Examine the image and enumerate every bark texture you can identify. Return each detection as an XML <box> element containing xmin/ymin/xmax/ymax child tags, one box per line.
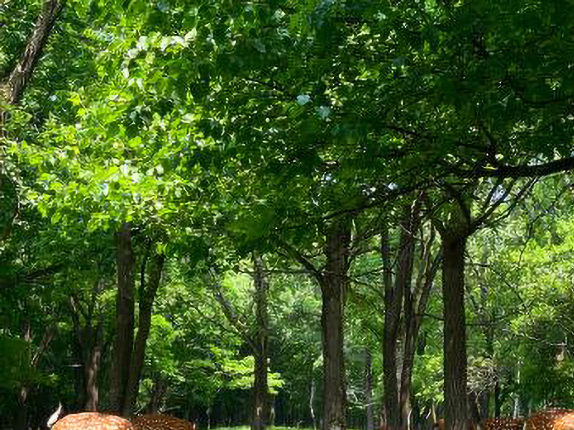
<box><xmin>320</xmin><ymin>218</ymin><xmax>351</xmax><ymax>430</ymax></box>
<box><xmin>365</xmin><ymin>349</ymin><xmax>374</xmax><ymax>430</ymax></box>
<box><xmin>251</xmin><ymin>255</ymin><xmax>270</xmax><ymax>430</ymax></box>
<box><xmin>147</xmin><ymin>373</ymin><xmax>167</xmax><ymax>414</ymax></box>
<box><xmin>110</xmin><ymin>222</ymin><xmax>135</xmax><ymax>415</ymax></box>
<box><xmin>378</xmin><ymin>195</ymin><xmax>441</xmax><ymax>430</ymax></box>
<box><xmin>381</xmin><ymin>222</ymin><xmax>400</xmax><ymax>430</ymax></box>
<box><xmin>85</xmin><ymin>311</ymin><xmax>104</xmax><ymax>412</ymax></box>
<box><xmin>400</xmin><ymin>231</ymin><xmax>440</xmax><ymax>430</ymax></box>
<box><xmin>441</xmin><ymin>232</ymin><xmax>469</xmax><ymax>430</ymax></box>
<box><xmin>70</xmin><ymin>280</ymin><xmax>105</xmax><ymax>411</ymax></box>
<box><xmin>125</xmin><ymin>252</ymin><xmax>166</xmax><ymax>415</ymax></box>
<box><xmin>382</xmin><ymin>203</ymin><xmax>421</xmax><ymax>430</ymax></box>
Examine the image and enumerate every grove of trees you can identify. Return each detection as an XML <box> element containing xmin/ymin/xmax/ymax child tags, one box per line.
<box><xmin>2</xmin><ymin>2</ymin><xmax>574</xmax><ymax>430</ymax></box>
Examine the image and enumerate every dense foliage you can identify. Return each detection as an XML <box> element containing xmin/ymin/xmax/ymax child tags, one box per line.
<box><xmin>2</xmin><ymin>1</ymin><xmax>574</xmax><ymax>430</ymax></box>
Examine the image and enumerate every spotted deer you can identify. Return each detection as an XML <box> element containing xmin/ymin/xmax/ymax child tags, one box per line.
<box><xmin>480</xmin><ymin>418</ymin><xmax>525</xmax><ymax>430</ymax></box>
<box><xmin>525</xmin><ymin>409</ymin><xmax>574</xmax><ymax>430</ymax></box>
<box><xmin>50</xmin><ymin>413</ymin><xmax>133</xmax><ymax>430</ymax></box>
<box><xmin>131</xmin><ymin>414</ymin><xmax>197</xmax><ymax>430</ymax></box>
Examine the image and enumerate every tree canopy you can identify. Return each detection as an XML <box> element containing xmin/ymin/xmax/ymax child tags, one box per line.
<box><xmin>2</xmin><ymin>2</ymin><xmax>574</xmax><ymax>430</ymax></box>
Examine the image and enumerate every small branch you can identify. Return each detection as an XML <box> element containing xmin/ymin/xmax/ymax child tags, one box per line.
<box><xmin>471</xmin><ymin>179</ymin><xmax>517</xmax><ymax>231</ymax></box>
<box><xmin>477</xmin><ymin>176</ymin><xmax>504</xmax><ymax>217</ymax></box>
<box><xmin>31</xmin><ymin>323</ymin><xmax>57</xmax><ymax>367</ymax></box>
<box><xmin>481</xmin><ymin>178</ymin><xmax>537</xmax><ymax>230</ymax></box>
<box><xmin>276</xmin><ymin>239</ymin><xmax>322</xmax><ymax>282</ymax></box>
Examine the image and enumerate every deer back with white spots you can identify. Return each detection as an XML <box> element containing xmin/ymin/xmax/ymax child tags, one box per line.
<box><xmin>51</xmin><ymin>413</ymin><xmax>133</xmax><ymax>430</ymax></box>
<box><xmin>525</xmin><ymin>409</ymin><xmax>574</xmax><ymax>430</ymax></box>
<box><xmin>481</xmin><ymin>418</ymin><xmax>525</xmax><ymax>430</ymax></box>
<box><xmin>131</xmin><ymin>414</ymin><xmax>197</xmax><ymax>430</ymax></box>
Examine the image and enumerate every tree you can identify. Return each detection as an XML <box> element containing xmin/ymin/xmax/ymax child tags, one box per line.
<box><xmin>208</xmin><ymin>255</ymin><xmax>273</xmax><ymax>430</ymax></box>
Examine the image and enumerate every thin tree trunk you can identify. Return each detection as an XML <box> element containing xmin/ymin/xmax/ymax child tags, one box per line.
<box><xmin>252</xmin><ymin>254</ymin><xmax>270</xmax><ymax>430</ymax></box>
<box><xmin>69</xmin><ymin>286</ymin><xmax>104</xmax><ymax>412</ymax></box>
<box><xmin>5</xmin><ymin>0</ymin><xmax>65</xmax><ymax>105</ymax></box>
<box><xmin>320</xmin><ymin>218</ymin><xmax>351</xmax><ymax>430</ymax></box>
<box><xmin>84</xmin><ymin>312</ymin><xmax>104</xmax><ymax>411</ymax></box>
<box><xmin>208</xmin><ymin>260</ymin><xmax>272</xmax><ymax>429</ymax></box>
<box><xmin>16</xmin><ymin>318</ymin><xmax>55</xmax><ymax>430</ymax></box>
<box><xmin>400</xmin><ymin>311</ymin><xmax>413</xmax><ymax>430</ymax></box>
<box><xmin>400</xmin><ymin>232</ymin><xmax>440</xmax><ymax>430</ymax></box>
<box><xmin>441</xmin><ymin>232</ymin><xmax>469</xmax><ymax>430</ymax></box>
<box><xmin>482</xmin><ymin>324</ymin><xmax>494</xmax><ymax>421</ymax></box>
<box><xmin>310</xmin><ymin>376</ymin><xmax>316</xmax><ymax>430</ymax></box>
<box><xmin>0</xmin><ymin>0</ymin><xmax>64</xmax><ymax>243</ymax></box>
<box><xmin>468</xmin><ymin>393</ymin><xmax>481</xmax><ymax>426</ymax></box>
<box><xmin>110</xmin><ymin>222</ymin><xmax>135</xmax><ymax>415</ymax></box>
<box><xmin>15</xmin><ymin>318</ymin><xmax>32</xmax><ymax>430</ymax></box>
<box><xmin>513</xmin><ymin>367</ymin><xmax>521</xmax><ymax>418</ymax></box>
<box><xmin>270</xmin><ymin>402</ymin><xmax>276</xmax><ymax>427</ymax></box>
<box><xmin>381</xmin><ymin>222</ymin><xmax>399</xmax><ymax>430</ymax></box>
<box><xmin>69</xmin><ymin>295</ymin><xmax>87</xmax><ymax>408</ymax></box>
<box><xmin>365</xmin><ymin>349</ymin><xmax>374</xmax><ymax>430</ymax></box>
<box><xmin>16</xmin><ymin>386</ymin><xmax>29</xmax><ymax>430</ymax></box>
<box><xmin>125</xmin><ymin>252</ymin><xmax>165</xmax><ymax>415</ymax></box>
<box><xmin>148</xmin><ymin>373</ymin><xmax>167</xmax><ymax>414</ymax></box>
<box><xmin>383</xmin><ymin>204</ymin><xmax>419</xmax><ymax>430</ymax></box>
<box><xmin>494</xmin><ymin>380</ymin><xmax>501</xmax><ymax>418</ymax></box>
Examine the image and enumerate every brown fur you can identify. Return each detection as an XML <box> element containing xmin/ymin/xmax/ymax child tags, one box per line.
<box><xmin>132</xmin><ymin>414</ymin><xmax>197</xmax><ymax>430</ymax></box>
<box><xmin>481</xmin><ymin>418</ymin><xmax>524</xmax><ymax>430</ymax></box>
<box><xmin>53</xmin><ymin>413</ymin><xmax>133</xmax><ymax>430</ymax></box>
<box><xmin>525</xmin><ymin>410</ymin><xmax>574</xmax><ymax>430</ymax></box>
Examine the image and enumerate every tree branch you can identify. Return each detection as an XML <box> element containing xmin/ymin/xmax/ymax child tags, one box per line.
<box><xmin>206</xmin><ymin>267</ymin><xmax>257</xmax><ymax>351</ymax></box>
<box><xmin>7</xmin><ymin>0</ymin><xmax>65</xmax><ymax>105</ymax></box>
<box><xmin>462</xmin><ymin>156</ymin><xmax>574</xmax><ymax>179</ymax></box>
<box><xmin>275</xmin><ymin>239</ymin><xmax>322</xmax><ymax>282</ymax></box>
<box><xmin>471</xmin><ymin>179</ymin><xmax>517</xmax><ymax>231</ymax></box>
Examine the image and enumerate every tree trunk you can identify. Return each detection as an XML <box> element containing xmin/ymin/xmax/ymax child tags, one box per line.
<box><xmin>125</xmin><ymin>252</ymin><xmax>166</xmax><ymax>415</ymax></box>
<box><xmin>400</xmin><ymin>241</ymin><xmax>440</xmax><ymax>430</ymax></box>
<box><xmin>320</xmin><ymin>218</ymin><xmax>351</xmax><ymax>430</ymax></box>
<box><xmin>110</xmin><ymin>222</ymin><xmax>135</xmax><ymax>415</ymax></box>
<box><xmin>15</xmin><ymin>386</ymin><xmax>29</xmax><ymax>430</ymax></box>
<box><xmin>70</xmin><ymin>279</ymin><xmax>105</xmax><ymax>412</ymax></box>
<box><xmin>468</xmin><ymin>392</ymin><xmax>481</xmax><ymax>425</ymax></box>
<box><xmin>383</xmin><ymin>204</ymin><xmax>419</xmax><ymax>430</ymax></box>
<box><xmin>252</xmin><ymin>254</ymin><xmax>270</xmax><ymax>430</ymax></box>
<box><xmin>365</xmin><ymin>349</ymin><xmax>374</xmax><ymax>430</ymax></box>
<box><xmin>84</xmin><ymin>311</ymin><xmax>104</xmax><ymax>412</ymax></box>
<box><xmin>381</xmin><ymin>222</ymin><xmax>400</xmax><ymax>430</ymax></box>
<box><xmin>147</xmin><ymin>373</ymin><xmax>167</xmax><ymax>414</ymax></box>
<box><xmin>310</xmin><ymin>375</ymin><xmax>317</xmax><ymax>430</ymax></box>
<box><xmin>15</xmin><ymin>317</ymin><xmax>32</xmax><ymax>430</ymax></box>
<box><xmin>400</xmin><ymin>308</ymin><xmax>414</xmax><ymax>430</ymax></box>
<box><xmin>494</xmin><ymin>380</ymin><xmax>501</xmax><ymax>418</ymax></box>
<box><xmin>441</xmin><ymin>232</ymin><xmax>469</xmax><ymax>430</ymax></box>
